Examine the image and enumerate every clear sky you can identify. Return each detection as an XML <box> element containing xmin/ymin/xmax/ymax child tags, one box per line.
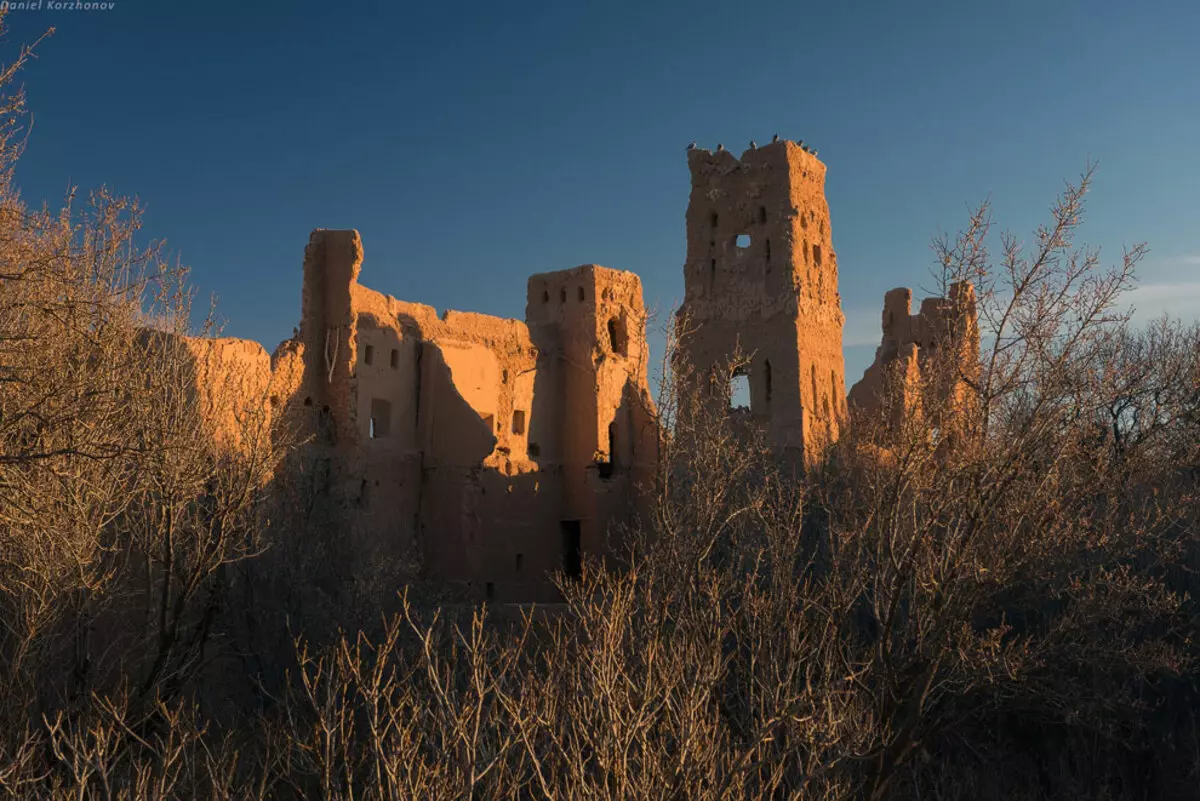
<box><xmin>8</xmin><ymin>0</ymin><xmax>1199</xmax><ymax>386</ymax></box>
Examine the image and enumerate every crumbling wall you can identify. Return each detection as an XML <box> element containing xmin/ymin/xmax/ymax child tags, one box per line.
<box><xmin>137</xmin><ymin>330</ymin><xmax>274</xmax><ymax>454</ymax></box>
<box><xmin>848</xmin><ymin>282</ymin><xmax>979</xmax><ymax>436</ymax></box>
<box><xmin>180</xmin><ymin>337</ymin><xmax>274</xmax><ymax>452</ymax></box>
<box><xmin>676</xmin><ymin>140</ymin><xmax>846</xmax><ymax>462</ymax></box>
<box><xmin>389</xmin><ymin>301</ymin><xmax>549</xmax><ymax>600</ymax></box>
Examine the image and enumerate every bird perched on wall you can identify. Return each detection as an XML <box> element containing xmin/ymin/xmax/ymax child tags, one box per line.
<box><xmin>687</xmin><ymin>141</ymin><xmax>696</xmax><ymax>151</ymax></box>
<box><xmin>749</xmin><ymin>140</ymin><xmax>757</xmax><ymax>150</ymax></box>
<box><xmin>716</xmin><ymin>143</ymin><xmax>725</xmax><ymax>152</ymax></box>
<box><xmin>798</xmin><ymin>139</ymin><xmax>805</xmax><ymax>148</ymax></box>
<box><xmin>772</xmin><ymin>134</ymin><xmax>779</xmax><ymax>143</ymax></box>
<box><xmin>811</xmin><ymin>149</ymin><xmax>819</xmax><ymax>157</ymax></box>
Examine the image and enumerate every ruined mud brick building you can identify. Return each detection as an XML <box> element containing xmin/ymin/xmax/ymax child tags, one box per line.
<box><xmin>268</xmin><ymin>231</ymin><xmax>660</xmax><ymax>602</ymax></box>
<box><xmin>848</xmin><ymin>282</ymin><xmax>980</xmax><ymax>435</ymax></box>
<box><xmin>676</xmin><ymin>140</ymin><xmax>848</xmax><ymax>461</ymax></box>
<box><xmin>173</xmin><ymin>139</ymin><xmax>979</xmax><ymax>601</ymax></box>
<box><xmin>177</xmin><ymin>232</ymin><xmax>657</xmax><ymax>603</ymax></box>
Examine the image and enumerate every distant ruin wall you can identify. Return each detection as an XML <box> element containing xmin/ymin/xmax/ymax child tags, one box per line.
<box><xmin>848</xmin><ymin>282</ymin><xmax>979</xmax><ymax>435</ymax></box>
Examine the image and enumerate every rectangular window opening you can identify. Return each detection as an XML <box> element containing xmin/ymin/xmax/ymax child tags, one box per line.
<box><xmin>512</xmin><ymin>410</ymin><xmax>526</xmax><ymax>435</ymax></box>
<box><xmin>390</xmin><ymin>348</ymin><xmax>399</xmax><ymax>369</ymax></box>
<box><xmin>765</xmin><ymin>360</ymin><xmax>773</xmax><ymax>407</ymax></box>
<box><xmin>363</xmin><ymin>344</ymin><xmax>374</xmax><ymax>365</ymax></box>
<box><xmin>561</xmin><ymin>521</ymin><xmax>582</xmax><ymax>580</ymax></box>
<box><xmin>369</xmin><ymin>398</ymin><xmax>392</xmax><ymax>439</ymax></box>
<box><xmin>599</xmin><ymin>421</ymin><xmax>618</xmax><ymax>479</ymax></box>
<box><xmin>607</xmin><ymin>317</ymin><xmax>628</xmax><ymax>356</ymax></box>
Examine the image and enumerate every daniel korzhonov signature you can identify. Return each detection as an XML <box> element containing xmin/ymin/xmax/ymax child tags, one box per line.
<box><xmin>0</xmin><ymin>1</ymin><xmax>116</xmax><ymax>11</ymax></box>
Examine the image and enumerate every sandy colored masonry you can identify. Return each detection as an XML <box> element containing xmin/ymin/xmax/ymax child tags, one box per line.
<box><xmin>848</xmin><ymin>282</ymin><xmax>980</xmax><ymax>437</ymax></box>
<box><xmin>166</xmin><ymin>141</ymin><xmax>977</xmax><ymax>600</ymax></box>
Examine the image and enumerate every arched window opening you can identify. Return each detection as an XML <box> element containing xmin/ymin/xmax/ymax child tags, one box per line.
<box><xmin>730</xmin><ymin>368</ymin><xmax>751</xmax><ymax>411</ymax></box>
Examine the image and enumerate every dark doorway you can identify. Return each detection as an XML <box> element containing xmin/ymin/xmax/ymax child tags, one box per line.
<box><xmin>561</xmin><ymin>520</ymin><xmax>582</xmax><ymax>580</ymax></box>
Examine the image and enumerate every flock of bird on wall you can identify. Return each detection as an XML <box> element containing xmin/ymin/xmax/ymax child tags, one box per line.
<box><xmin>686</xmin><ymin>134</ymin><xmax>818</xmax><ymax>157</ymax></box>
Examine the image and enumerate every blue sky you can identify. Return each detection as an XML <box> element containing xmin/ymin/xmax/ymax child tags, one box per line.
<box><xmin>8</xmin><ymin>0</ymin><xmax>1199</xmax><ymax>386</ymax></box>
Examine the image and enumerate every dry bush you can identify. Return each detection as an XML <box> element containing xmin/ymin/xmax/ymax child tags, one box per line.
<box><xmin>0</xmin><ymin>14</ymin><xmax>283</xmax><ymax>794</ymax></box>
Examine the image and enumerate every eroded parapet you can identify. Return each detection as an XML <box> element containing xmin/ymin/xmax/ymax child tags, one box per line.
<box><xmin>848</xmin><ymin>282</ymin><xmax>980</xmax><ymax>436</ymax></box>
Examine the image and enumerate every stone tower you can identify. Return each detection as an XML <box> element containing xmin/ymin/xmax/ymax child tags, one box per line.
<box><xmin>676</xmin><ymin>140</ymin><xmax>847</xmax><ymax>461</ymax></box>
